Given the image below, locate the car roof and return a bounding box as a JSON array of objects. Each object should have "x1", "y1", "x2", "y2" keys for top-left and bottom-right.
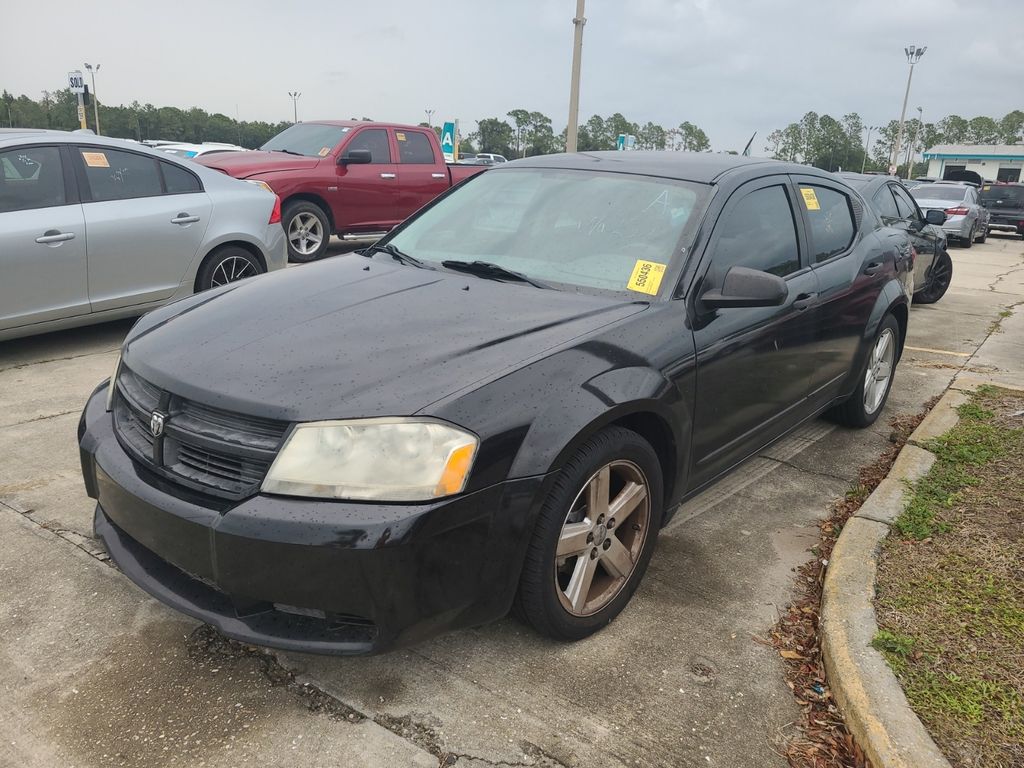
[
  {"x1": 506, "y1": 151, "x2": 814, "y2": 184},
  {"x1": 303, "y1": 120, "x2": 433, "y2": 131}
]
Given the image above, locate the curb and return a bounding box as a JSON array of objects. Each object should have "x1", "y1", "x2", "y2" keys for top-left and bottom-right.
[{"x1": 822, "y1": 379, "x2": 1024, "y2": 767}]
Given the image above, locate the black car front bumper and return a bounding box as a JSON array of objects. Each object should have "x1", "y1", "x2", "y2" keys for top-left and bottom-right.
[{"x1": 79, "y1": 384, "x2": 553, "y2": 654}]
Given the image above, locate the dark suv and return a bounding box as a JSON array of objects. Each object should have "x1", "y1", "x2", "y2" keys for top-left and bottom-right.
[{"x1": 981, "y1": 183, "x2": 1024, "y2": 238}]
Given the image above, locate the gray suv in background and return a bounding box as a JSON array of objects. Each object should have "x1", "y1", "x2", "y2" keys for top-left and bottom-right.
[
  {"x1": 0, "y1": 130, "x2": 286, "y2": 341},
  {"x1": 910, "y1": 181, "x2": 989, "y2": 248}
]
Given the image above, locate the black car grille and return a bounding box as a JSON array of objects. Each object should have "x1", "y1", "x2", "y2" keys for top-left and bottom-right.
[{"x1": 113, "y1": 366, "x2": 288, "y2": 500}]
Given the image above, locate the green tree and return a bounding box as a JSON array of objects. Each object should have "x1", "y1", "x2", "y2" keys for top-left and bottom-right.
[{"x1": 470, "y1": 117, "x2": 514, "y2": 157}]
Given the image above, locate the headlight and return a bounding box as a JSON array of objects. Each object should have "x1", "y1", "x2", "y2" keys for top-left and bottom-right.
[
  {"x1": 261, "y1": 418, "x2": 478, "y2": 501},
  {"x1": 105, "y1": 353, "x2": 122, "y2": 411},
  {"x1": 246, "y1": 179, "x2": 274, "y2": 194}
]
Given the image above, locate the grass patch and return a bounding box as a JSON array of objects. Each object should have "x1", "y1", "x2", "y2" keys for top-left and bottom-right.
[{"x1": 877, "y1": 387, "x2": 1024, "y2": 768}]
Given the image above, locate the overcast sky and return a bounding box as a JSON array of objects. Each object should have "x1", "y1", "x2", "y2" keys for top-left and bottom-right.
[{"x1": 3, "y1": 0, "x2": 1022, "y2": 151}]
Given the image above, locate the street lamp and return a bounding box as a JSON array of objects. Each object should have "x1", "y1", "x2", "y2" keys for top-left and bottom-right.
[
  {"x1": 889, "y1": 45, "x2": 926, "y2": 177},
  {"x1": 84, "y1": 63, "x2": 101, "y2": 135},
  {"x1": 861, "y1": 126, "x2": 877, "y2": 173},
  {"x1": 904, "y1": 106, "x2": 923, "y2": 178},
  {"x1": 424, "y1": 109, "x2": 435, "y2": 128},
  {"x1": 565, "y1": 0, "x2": 586, "y2": 152},
  {"x1": 288, "y1": 91, "x2": 301, "y2": 124}
]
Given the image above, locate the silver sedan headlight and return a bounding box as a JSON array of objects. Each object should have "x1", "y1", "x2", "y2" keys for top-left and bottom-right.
[{"x1": 261, "y1": 418, "x2": 479, "y2": 502}]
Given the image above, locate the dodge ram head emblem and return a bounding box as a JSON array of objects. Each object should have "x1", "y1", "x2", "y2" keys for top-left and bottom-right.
[{"x1": 150, "y1": 411, "x2": 166, "y2": 438}]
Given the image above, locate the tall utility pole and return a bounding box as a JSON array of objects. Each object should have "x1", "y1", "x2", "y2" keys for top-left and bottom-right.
[
  {"x1": 889, "y1": 45, "x2": 926, "y2": 177},
  {"x1": 424, "y1": 108, "x2": 435, "y2": 128},
  {"x1": 84, "y1": 63, "x2": 101, "y2": 135},
  {"x1": 905, "y1": 106, "x2": 923, "y2": 178},
  {"x1": 861, "y1": 125, "x2": 877, "y2": 173},
  {"x1": 288, "y1": 91, "x2": 301, "y2": 124},
  {"x1": 565, "y1": 0, "x2": 586, "y2": 153}
]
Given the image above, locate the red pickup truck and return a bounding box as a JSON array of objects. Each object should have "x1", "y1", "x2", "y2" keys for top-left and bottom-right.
[{"x1": 197, "y1": 121, "x2": 486, "y2": 262}]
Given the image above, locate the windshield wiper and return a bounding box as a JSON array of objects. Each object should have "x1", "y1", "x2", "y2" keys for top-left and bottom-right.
[
  {"x1": 440, "y1": 260, "x2": 551, "y2": 289},
  {"x1": 368, "y1": 243, "x2": 433, "y2": 269},
  {"x1": 269, "y1": 148, "x2": 304, "y2": 156}
]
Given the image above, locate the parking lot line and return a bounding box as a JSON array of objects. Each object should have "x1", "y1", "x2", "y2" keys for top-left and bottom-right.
[{"x1": 903, "y1": 345, "x2": 972, "y2": 358}]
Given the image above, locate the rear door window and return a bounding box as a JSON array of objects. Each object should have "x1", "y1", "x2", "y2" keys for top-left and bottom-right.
[
  {"x1": 346, "y1": 129, "x2": 392, "y2": 163},
  {"x1": 0, "y1": 146, "x2": 66, "y2": 212},
  {"x1": 800, "y1": 185, "x2": 856, "y2": 263},
  {"x1": 78, "y1": 147, "x2": 162, "y2": 201},
  {"x1": 397, "y1": 131, "x2": 436, "y2": 164}
]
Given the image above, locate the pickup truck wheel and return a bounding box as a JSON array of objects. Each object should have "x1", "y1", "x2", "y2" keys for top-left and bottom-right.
[
  {"x1": 514, "y1": 426, "x2": 662, "y2": 641},
  {"x1": 284, "y1": 202, "x2": 330, "y2": 263},
  {"x1": 196, "y1": 246, "x2": 264, "y2": 292},
  {"x1": 914, "y1": 250, "x2": 952, "y2": 305},
  {"x1": 830, "y1": 314, "x2": 899, "y2": 428}
]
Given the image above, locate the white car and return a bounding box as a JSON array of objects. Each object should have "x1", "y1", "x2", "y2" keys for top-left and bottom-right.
[
  {"x1": 159, "y1": 142, "x2": 248, "y2": 159},
  {"x1": 0, "y1": 131, "x2": 286, "y2": 341},
  {"x1": 475, "y1": 153, "x2": 508, "y2": 164}
]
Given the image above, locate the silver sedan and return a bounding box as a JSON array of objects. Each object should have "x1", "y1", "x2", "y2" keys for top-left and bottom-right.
[
  {"x1": 910, "y1": 182, "x2": 989, "y2": 248},
  {"x1": 0, "y1": 130, "x2": 286, "y2": 341}
]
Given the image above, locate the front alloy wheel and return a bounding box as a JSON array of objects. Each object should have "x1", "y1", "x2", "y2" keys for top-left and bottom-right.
[
  {"x1": 283, "y1": 201, "x2": 330, "y2": 262},
  {"x1": 515, "y1": 426, "x2": 663, "y2": 641}
]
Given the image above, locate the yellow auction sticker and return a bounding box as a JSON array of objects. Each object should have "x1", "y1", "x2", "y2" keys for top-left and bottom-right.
[
  {"x1": 396, "y1": 132, "x2": 406, "y2": 141},
  {"x1": 627, "y1": 260, "x2": 667, "y2": 295},
  {"x1": 318, "y1": 147, "x2": 330, "y2": 157},
  {"x1": 82, "y1": 151, "x2": 109, "y2": 168},
  {"x1": 800, "y1": 187, "x2": 820, "y2": 210}
]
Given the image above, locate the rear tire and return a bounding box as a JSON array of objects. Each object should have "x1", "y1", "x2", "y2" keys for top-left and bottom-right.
[
  {"x1": 196, "y1": 246, "x2": 263, "y2": 292},
  {"x1": 283, "y1": 201, "x2": 330, "y2": 263},
  {"x1": 830, "y1": 314, "x2": 900, "y2": 428},
  {"x1": 514, "y1": 427, "x2": 663, "y2": 642},
  {"x1": 976, "y1": 226, "x2": 987, "y2": 244},
  {"x1": 961, "y1": 225, "x2": 974, "y2": 248},
  {"x1": 913, "y1": 250, "x2": 952, "y2": 305}
]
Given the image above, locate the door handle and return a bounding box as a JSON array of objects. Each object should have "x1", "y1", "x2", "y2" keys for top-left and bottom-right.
[
  {"x1": 379, "y1": 173, "x2": 397, "y2": 179},
  {"x1": 792, "y1": 292, "x2": 818, "y2": 311},
  {"x1": 863, "y1": 261, "x2": 883, "y2": 275},
  {"x1": 35, "y1": 230, "x2": 75, "y2": 245},
  {"x1": 171, "y1": 213, "x2": 200, "y2": 224},
  {"x1": 431, "y1": 173, "x2": 446, "y2": 179}
]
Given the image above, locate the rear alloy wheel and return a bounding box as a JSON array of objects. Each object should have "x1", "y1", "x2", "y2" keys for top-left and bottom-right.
[
  {"x1": 830, "y1": 314, "x2": 899, "y2": 428},
  {"x1": 914, "y1": 249, "x2": 953, "y2": 305},
  {"x1": 515, "y1": 427, "x2": 663, "y2": 641},
  {"x1": 196, "y1": 246, "x2": 263, "y2": 292},
  {"x1": 283, "y1": 201, "x2": 330, "y2": 263}
]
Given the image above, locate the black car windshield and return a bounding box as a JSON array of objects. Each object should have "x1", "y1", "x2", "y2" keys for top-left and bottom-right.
[
  {"x1": 912, "y1": 186, "x2": 968, "y2": 202},
  {"x1": 980, "y1": 185, "x2": 1024, "y2": 206},
  {"x1": 260, "y1": 123, "x2": 350, "y2": 157},
  {"x1": 386, "y1": 168, "x2": 708, "y2": 298}
]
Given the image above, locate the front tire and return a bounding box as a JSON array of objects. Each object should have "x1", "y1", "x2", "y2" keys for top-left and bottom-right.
[
  {"x1": 515, "y1": 427, "x2": 663, "y2": 642},
  {"x1": 283, "y1": 201, "x2": 330, "y2": 263},
  {"x1": 196, "y1": 246, "x2": 264, "y2": 292},
  {"x1": 830, "y1": 314, "x2": 900, "y2": 428},
  {"x1": 914, "y1": 249, "x2": 952, "y2": 305}
]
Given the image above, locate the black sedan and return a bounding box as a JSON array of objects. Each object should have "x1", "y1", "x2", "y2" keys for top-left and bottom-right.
[
  {"x1": 836, "y1": 172, "x2": 952, "y2": 304},
  {"x1": 80, "y1": 152, "x2": 914, "y2": 654}
]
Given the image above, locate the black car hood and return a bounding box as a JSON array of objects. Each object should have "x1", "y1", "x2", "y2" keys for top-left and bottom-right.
[{"x1": 124, "y1": 257, "x2": 647, "y2": 422}]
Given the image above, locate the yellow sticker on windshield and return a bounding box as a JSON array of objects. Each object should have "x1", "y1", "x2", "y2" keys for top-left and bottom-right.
[
  {"x1": 318, "y1": 147, "x2": 330, "y2": 157},
  {"x1": 82, "y1": 151, "x2": 109, "y2": 168},
  {"x1": 396, "y1": 132, "x2": 406, "y2": 141},
  {"x1": 627, "y1": 260, "x2": 667, "y2": 295},
  {"x1": 800, "y1": 187, "x2": 820, "y2": 210}
]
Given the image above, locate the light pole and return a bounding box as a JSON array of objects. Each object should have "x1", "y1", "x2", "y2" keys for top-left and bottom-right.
[
  {"x1": 288, "y1": 91, "x2": 301, "y2": 124},
  {"x1": 424, "y1": 109, "x2": 435, "y2": 128},
  {"x1": 861, "y1": 125, "x2": 876, "y2": 173},
  {"x1": 889, "y1": 45, "x2": 926, "y2": 176},
  {"x1": 565, "y1": 0, "x2": 586, "y2": 153},
  {"x1": 905, "y1": 106, "x2": 923, "y2": 178},
  {"x1": 84, "y1": 63, "x2": 101, "y2": 135}
]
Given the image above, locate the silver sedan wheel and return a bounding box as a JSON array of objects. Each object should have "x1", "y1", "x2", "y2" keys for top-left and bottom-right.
[
  {"x1": 288, "y1": 212, "x2": 324, "y2": 256},
  {"x1": 210, "y1": 256, "x2": 258, "y2": 287},
  {"x1": 863, "y1": 327, "x2": 896, "y2": 415},
  {"x1": 555, "y1": 460, "x2": 651, "y2": 617}
]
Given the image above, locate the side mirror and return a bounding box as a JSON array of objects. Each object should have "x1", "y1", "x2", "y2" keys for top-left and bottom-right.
[
  {"x1": 925, "y1": 209, "x2": 947, "y2": 225},
  {"x1": 339, "y1": 149, "x2": 372, "y2": 165},
  {"x1": 701, "y1": 266, "x2": 788, "y2": 309}
]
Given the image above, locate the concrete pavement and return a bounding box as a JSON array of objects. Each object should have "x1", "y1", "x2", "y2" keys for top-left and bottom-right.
[{"x1": 1, "y1": 234, "x2": 1021, "y2": 767}]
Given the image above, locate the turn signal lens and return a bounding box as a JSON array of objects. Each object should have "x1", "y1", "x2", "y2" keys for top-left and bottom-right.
[
  {"x1": 435, "y1": 443, "x2": 477, "y2": 497},
  {"x1": 269, "y1": 195, "x2": 282, "y2": 225}
]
